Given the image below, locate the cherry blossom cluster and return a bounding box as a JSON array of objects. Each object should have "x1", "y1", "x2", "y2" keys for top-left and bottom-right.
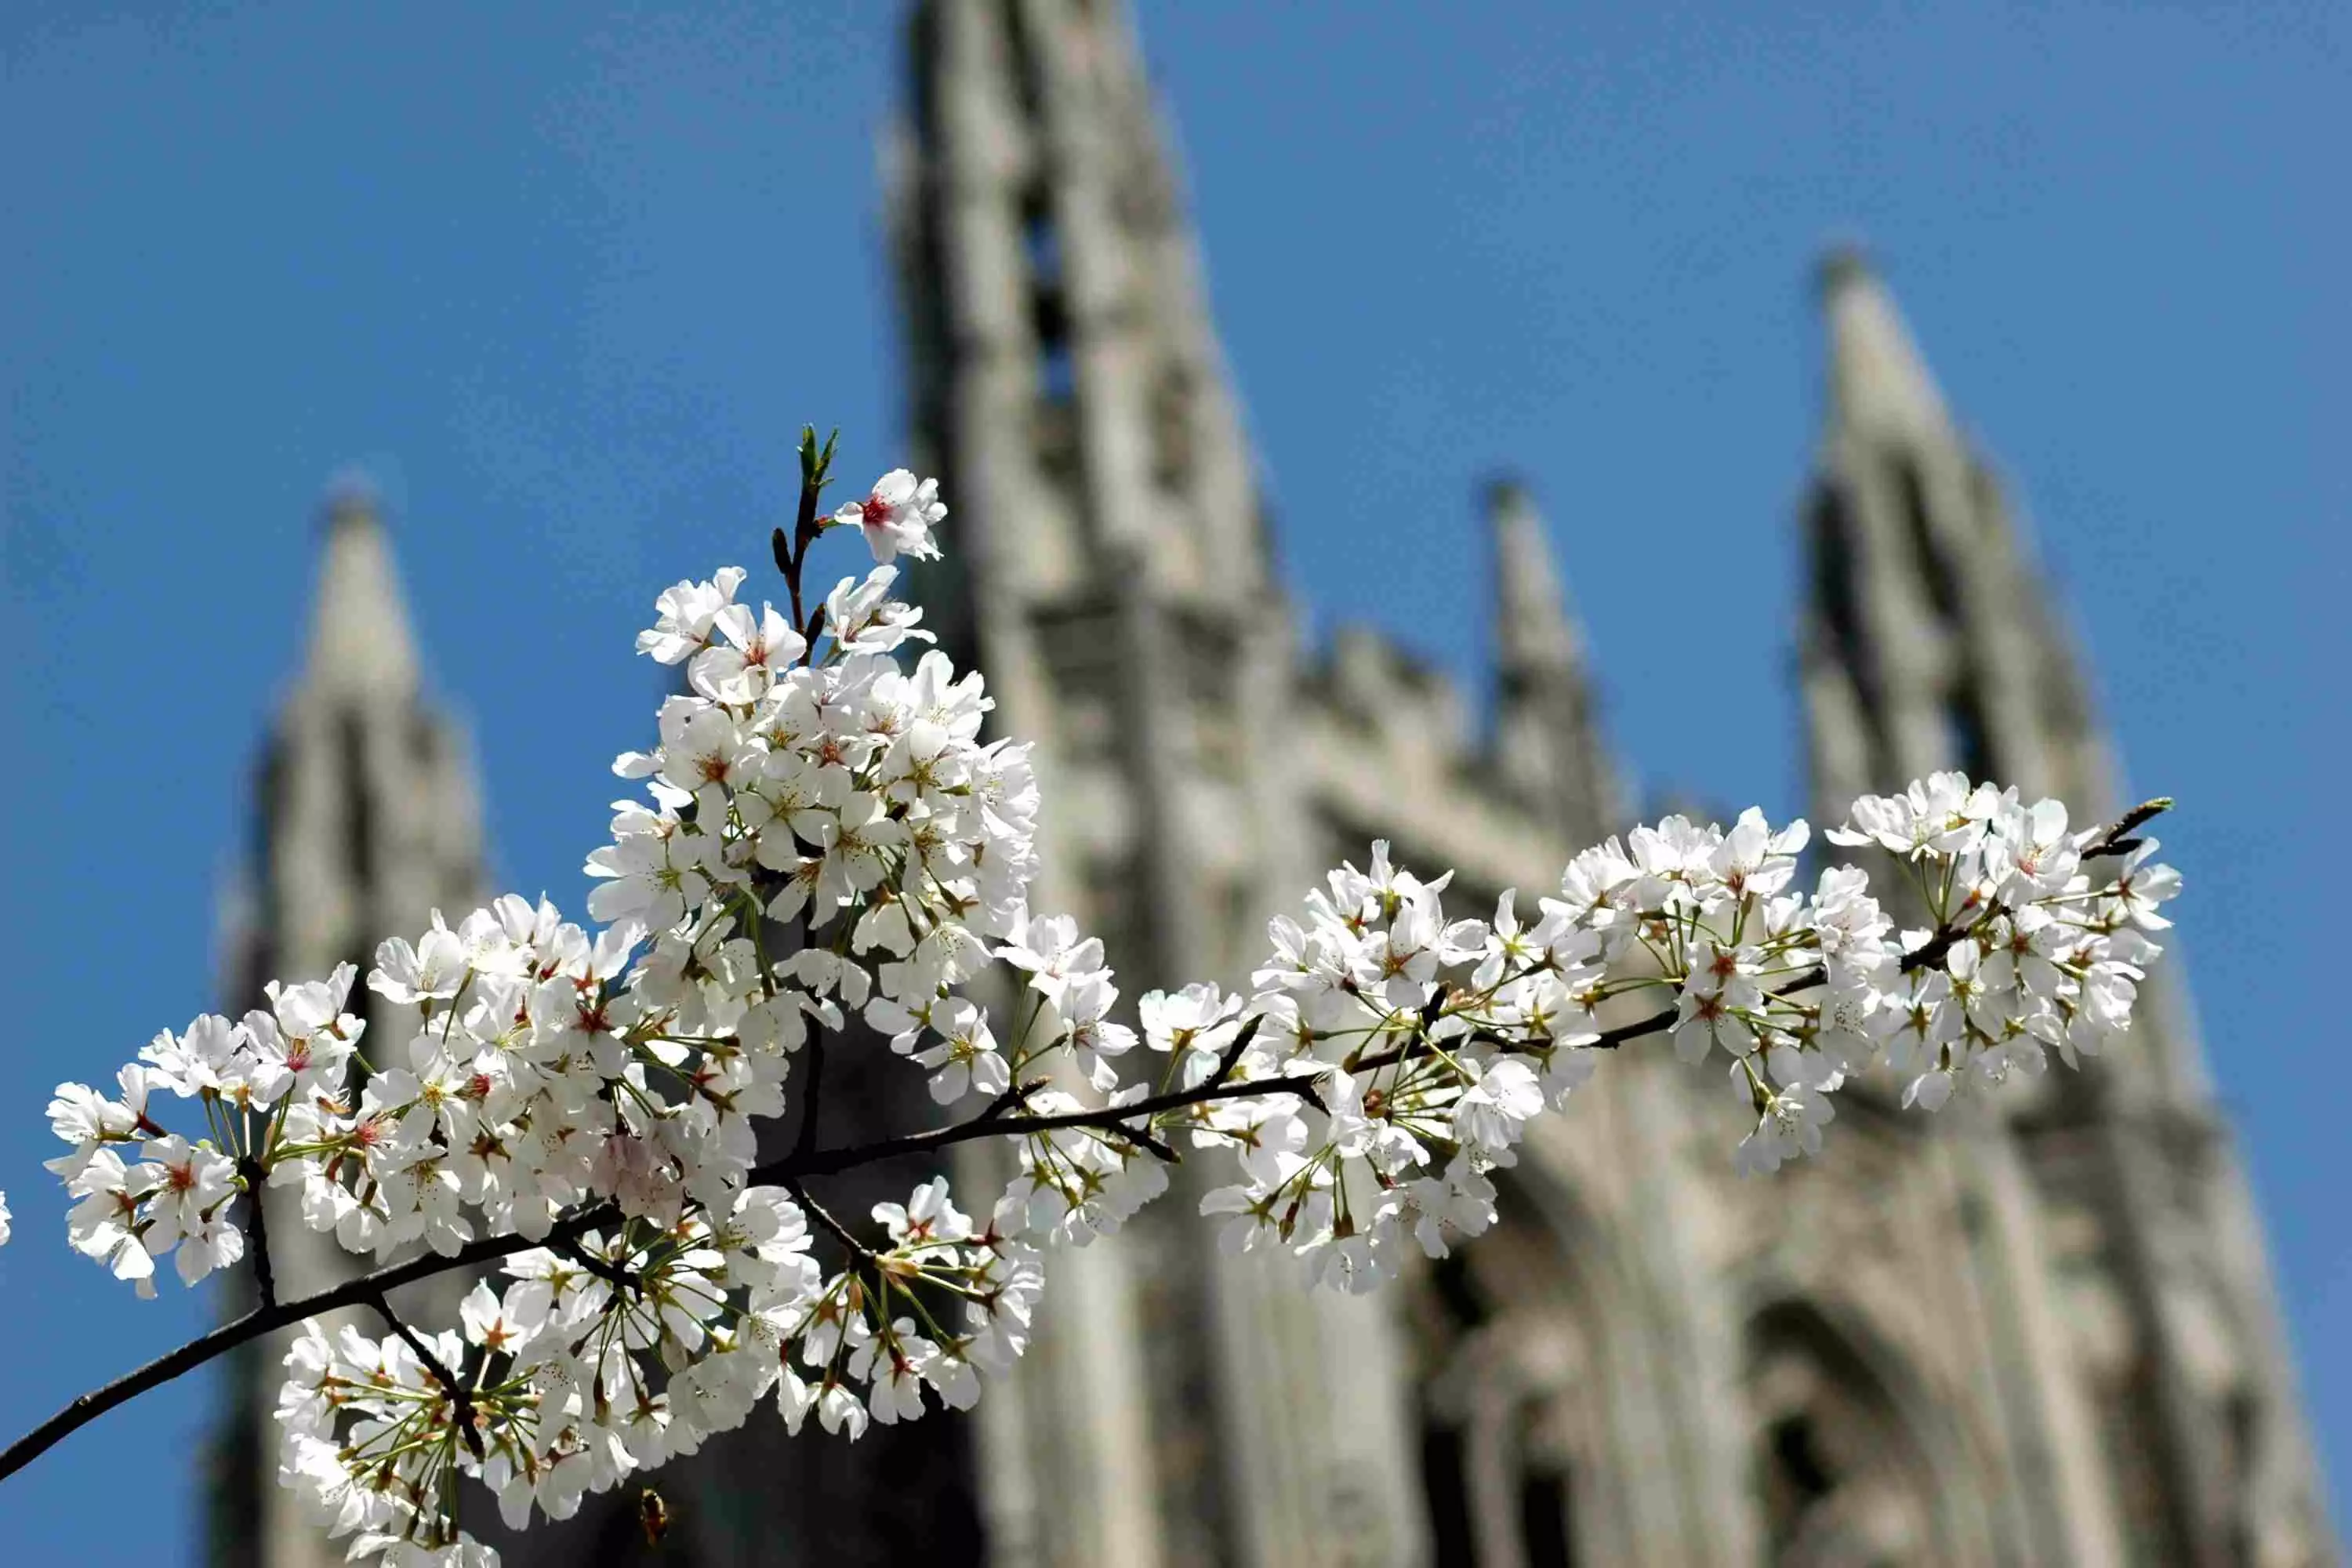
[
  {"x1": 1827, "y1": 776, "x2": 2176, "y2": 1103},
  {"x1": 1167, "y1": 781, "x2": 2177, "y2": 1292},
  {"x1": 21, "y1": 444, "x2": 2180, "y2": 1566},
  {"x1": 44, "y1": 966, "x2": 365, "y2": 1294},
  {"x1": 38, "y1": 459, "x2": 1055, "y2": 1562},
  {"x1": 274, "y1": 1178, "x2": 1036, "y2": 1562}
]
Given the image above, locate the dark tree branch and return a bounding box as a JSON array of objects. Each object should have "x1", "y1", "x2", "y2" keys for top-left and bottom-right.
[
  {"x1": 779, "y1": 1067, "x2": 1351, "y2": 1178},
  {"x1": 0, "y1": 858, "x2": 2056, "y2": 1486},
  {"x1": 1203, "y1": 1017, "x2": 1264, "y2": 1091},
  {"x1": 1548, "y1": 1004, "x2": 1675, "y2": 1052},
  {"x1": 778, "y1": 425, "x2": 837, "y2": 648},
  {"x1": 1105, "y1": 1120, "x2": 1181, "y2": 1164},
  {"x1": 793, "y1": 1031, "x2": 828, "y2": 1160},
  {"x1": 6, "y1": 415, "x2": 2178, "y2": 1498},
  {"x1": 1901, "y1": 925, "x2": 1971, "y2": 975},
  {"x1": 785, "y1": 1180, "x2": 871, "y2": 1261},
  {"x1": 554, "y1": 1236, "x2": 638, "y2": 1296},
  {"x1": 978, "y1": 1076, "x2": 1048, "y2": 1123},
  {"x1": 237, "y1": 1157, "x2": 275, "y2": 1310},
  {"x1": 2082, "y1": 796, "x2": 2173, "y2": 862},
  {"x1": 0, "y1": 1196, "x2": 622, "y2": 1484}
]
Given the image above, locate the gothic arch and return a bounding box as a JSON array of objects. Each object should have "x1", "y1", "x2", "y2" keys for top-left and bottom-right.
[
  {"x1": 1408, "y1": 1159, "x2": 1701, "y2": 1566},
  {"x1": 1740, "y1": 1295, "x2": 1996, "y2": 1567}
]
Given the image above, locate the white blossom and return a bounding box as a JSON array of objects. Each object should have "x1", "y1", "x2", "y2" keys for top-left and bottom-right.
[
  {"x1": 26, "y1": 456, "x2": 2183, "y2": 1568},
  {"x1": 833, "y1": 468, "x2": 946, "y2": 564}
]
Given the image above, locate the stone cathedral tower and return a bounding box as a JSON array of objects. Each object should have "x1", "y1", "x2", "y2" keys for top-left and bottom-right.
[
  {"x1": 1796, "y1": 251, "x2": 2332, "y2": 1565},
  {"x1": 215, "y1": 5, "x2": 2334, "y2": 1565},
  {"x1": 212, "y1": 485, "x2": 488, "y2": 1568}
]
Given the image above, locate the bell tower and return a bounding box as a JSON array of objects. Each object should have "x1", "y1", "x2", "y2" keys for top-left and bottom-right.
[{"x1": 1797, "y1": 251, "x2": 2332, "y2": 1565}]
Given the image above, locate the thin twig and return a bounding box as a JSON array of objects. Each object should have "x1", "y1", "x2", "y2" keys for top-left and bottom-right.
[
  {"x1": 1104, "y1": 1119, "x2": 1181, "y2": 1164},
  {"x1": 1900, "y1": 924, "x2": 1972, "y2": 975},
  {"x1": 1203, "y1": 1017, "x2": 1264, "y2": 1092},
  {"x1": 978, "y1": 1076, "x2": 1047, "y2": 1123},
  {"x1": 2082, "y1": 796, "x2": 2173, "y2": 862},
  {"x1": 785, "y1": 1180, "x2": 871, "y2": 1260},
  {"x1": 554, "y1": 1236, "x2": 638, "y2": 1296},
  {"x1": 779, "y1": 1072, "x2": 1327, "y2": 1178},
  {"x1": 779, "y1": 426, "x2": 835, "y2": 649},
  {"x1": 365, "y1": 1295, "x2": 484, "y2": 1463},
  {"x1": 1592, "y1": 1003, "x2": 1679, "y2": 1049},
  {"x1": 0, "y1": 1198, "x2": 617, "y2": 1484}
]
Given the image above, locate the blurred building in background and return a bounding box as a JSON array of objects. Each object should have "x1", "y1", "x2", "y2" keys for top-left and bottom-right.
[
  {"x1": 215, "y1": 1, "x2": 2333, "y2": 1563},
  {"x1": 210, "y1": 482, "x2": 491, "y2": 1568}
]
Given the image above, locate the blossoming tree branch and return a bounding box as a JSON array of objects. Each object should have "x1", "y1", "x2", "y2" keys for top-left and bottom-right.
[{"x1": 1, "y1": 432, "x2": 2183, "y2": 1566}]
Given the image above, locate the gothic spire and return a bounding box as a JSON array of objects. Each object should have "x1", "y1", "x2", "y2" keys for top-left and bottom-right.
[
  {"x1": 1819, "y1": 245, "x2": 1951, "y2": 445},
  {"x1": 1791, "y1": 252, "x2": 2341, "y2": 1563},
  {"x1": 891, "y1": 0, "x2": 1267, "y2": 608},
  {"x1": 299, "y1": 479, "x2": 420, "y2": 702},
  {"x1": 1486, "y1": 477, "x2": 1615, "y2": 840},
  {"x1": 1800, "y1": 247, "x2": 2107, "y2": 816},
  {"x1": 1490, "y1": 476, "x2": 1582, "y2": 675},
  {"x1": 216, "y1": 478, "x2": 488, "y2": 1568},
  {"x1": 244, "y1": 477, "x2": 482, "y2": 991}
]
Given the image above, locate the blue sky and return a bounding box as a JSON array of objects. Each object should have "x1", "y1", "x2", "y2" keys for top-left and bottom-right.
[{"x1": 2, "y1": 2, "x2": 2343, "y2": 1559}]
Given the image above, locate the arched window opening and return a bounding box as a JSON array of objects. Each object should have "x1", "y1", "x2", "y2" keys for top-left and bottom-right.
[
  {"x1": 1808, "y1": 482, "x2": 1865, "y2": 665},
  {"x1": 1896, "y1": 456, "x2": 1962, "y2": 626},
  {"x1": 1416, "y1": 1389, "x2": 1583, "y2": 1568},
  {"x1": 336, "y1": 707, "x2": 379, "y2": 894},
  {"x1": 1036, "y1": 330, "x2": 1076, "y2": 404},
  {"x1": 1411, "y1": 1184, "x2": 1604, "y2": 1568},
  {"x1": 1517, "y1": 1442, "x2": 1580, "y2": 1568},
  {"x1": 1748, "y1": 1305, "x2": 1948, "y2": 1568},
  {"x1": 1420, "y1": 1422, "x2": 1479, "y2": 1568},
  {"x1": 1808, "y1": 481, "x2": 1890, "y2": 781},
  {"x1": 1018, "y1": 183, "x2": 1079, "y2": 481},
  {"x1": 1429, "y1": 1249, "x2": 1490, "y2": 1331},
  {"x1": 2225, "y1": 1389, "x2": 2262, "y2": 1566},
  {"x1": 1762, "y1": 1413, "x2": 1838, "y2": 1551},
  {"x1": 1021, "y1": 184, "x2": 1071, "y2": 391},
  {"x1": 1940, "y1": 676, "x2": 1996, "y2": 783}
]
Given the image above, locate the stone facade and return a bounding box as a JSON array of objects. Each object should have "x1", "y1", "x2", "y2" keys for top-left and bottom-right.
[{"x1": 216, "y1": 2, "x2": 2333, "y2": 1563}]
